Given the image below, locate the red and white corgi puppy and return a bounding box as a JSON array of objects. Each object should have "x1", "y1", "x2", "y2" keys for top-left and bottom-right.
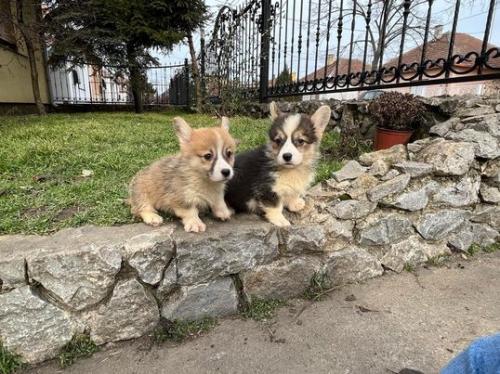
[{"x1": 129, "y1": 117, "x2": 236, "y2": 232}]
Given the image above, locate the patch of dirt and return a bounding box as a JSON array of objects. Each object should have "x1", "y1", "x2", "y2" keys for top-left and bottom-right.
[
  {"x1": 55, "y1": 206, "x2": 83, "y2": 221},
  {"x1": 22, "y1": 206, "x2": 50, "y2": 218},
  {"x1": 32, "y1": 174, "x2": 52, "y2": 183}
]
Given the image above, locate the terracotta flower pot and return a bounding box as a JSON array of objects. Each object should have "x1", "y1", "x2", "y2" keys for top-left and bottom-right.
[{"x1": 374, "y1": 127, "x2": 414, "y2": 151}]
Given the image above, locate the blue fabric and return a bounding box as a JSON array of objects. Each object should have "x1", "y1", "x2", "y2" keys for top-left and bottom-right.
[{"x1": 441, "y1": 334, "x2": 500, "y2": 374}]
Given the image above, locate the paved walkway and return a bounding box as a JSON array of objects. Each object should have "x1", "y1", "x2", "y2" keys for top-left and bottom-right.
[{"x1": 28, "y1": 252, "x2": 500, "y2": 374}]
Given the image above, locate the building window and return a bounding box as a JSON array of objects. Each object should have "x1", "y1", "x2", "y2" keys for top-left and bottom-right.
[
  {"x1": 71, "y1": 70, "x2": 80, "y2": 86},
  {"x1": 0, "y1": 1, "x2": 17, "y2": 48}
]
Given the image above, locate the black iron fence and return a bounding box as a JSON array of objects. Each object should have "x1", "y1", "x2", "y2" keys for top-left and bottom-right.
[
  {"x1": 49, "y1": 60, "x2": 192, "y2": 106},
  {"x1": 205, "y1": 0, "x2": 500, "y2": 101},
  {"x1": 48, "y1": 0, "x2": 500, "y2": 106}
]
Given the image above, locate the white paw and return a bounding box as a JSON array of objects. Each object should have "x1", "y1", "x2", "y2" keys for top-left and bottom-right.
[
  {"x1": 287, "y1": 197, "x2": 306, "y2": 212},
  {"x1": 183, "y1": 218, "x2": 207, "y2": 233},
  {"x1": 269, "y1": 215, "x2": 291, "y2": 228},
  {"x1": 142, "y1": 213, "x2": 163, "y2": 227},
  {"x1": 213, "y1": 206, "x2": 233, "y2": 221}
]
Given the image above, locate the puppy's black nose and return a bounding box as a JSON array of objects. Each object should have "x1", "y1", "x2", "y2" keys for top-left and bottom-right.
[
  {"x1": 283, "y1": 153, "x2": 292, "y2": 162},
  {"x1": 221, "y1": 168, "x2": 231, "y2": 177}
]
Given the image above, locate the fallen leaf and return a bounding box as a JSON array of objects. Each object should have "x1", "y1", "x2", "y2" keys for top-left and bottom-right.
[
  {"x1": 345, "y1": 294, "x2": 356, "y2": 302},
  {"x1": 356, "y1": 305, "x2": 379, "y2": 313},
  {"x1": 82, "y1": 169, "x2": 94, "y2": 177},
  {"x1": 32, "y1": 175, "x2": 50, "y2": 182}
]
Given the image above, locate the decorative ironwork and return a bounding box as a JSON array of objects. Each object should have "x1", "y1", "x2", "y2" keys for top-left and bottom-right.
[
  {"x1": 49, "y1": 62, "x2": 192, "y2": 106},
  {"x1": 202, "y1": 0, "x2": 500, "y2": 101}
]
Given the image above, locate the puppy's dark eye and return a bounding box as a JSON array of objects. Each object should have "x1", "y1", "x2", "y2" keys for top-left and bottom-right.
[
  {"x1": 226, "y1": 150, "x2": 233, "y2": 158},
  {"x1": 274, "y1": 138, "x2": 282, "y2": 146},
  {"x1": 296, "y1": 139, "x2": 305, "y2": 146},
  {"x1": 203, "y1": 153, "x2": 212, "y2": 161}
]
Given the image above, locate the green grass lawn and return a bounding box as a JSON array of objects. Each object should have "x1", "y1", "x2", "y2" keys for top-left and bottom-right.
[{"x1": 0, "y1": 110, "x2": 341, "y2": 235}]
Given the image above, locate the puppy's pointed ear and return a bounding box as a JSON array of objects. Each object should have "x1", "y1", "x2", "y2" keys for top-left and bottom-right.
[
  {"x1": 220, "y1": 116, "x2": 230, "y2": 131},
  {"x1": 173, "y1": 117, "x2": 193, "y2": 144},
  {"x1": 269, "y1": 101, "x2": 281, "y2": 121},
  {"x1": 311, "y1": 105, "x2": 331, "y2": 139}
]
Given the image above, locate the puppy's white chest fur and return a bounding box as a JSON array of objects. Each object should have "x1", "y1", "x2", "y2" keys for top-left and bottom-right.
[
  {"x1": 182, "y1": 179, "x2": 224, "y2": 210},
  {"x1": 273, "y1": 164, "x2": 314, "y2": 198}
]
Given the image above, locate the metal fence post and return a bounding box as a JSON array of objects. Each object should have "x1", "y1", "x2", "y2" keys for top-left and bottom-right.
[
  {"x1": 200, "y1": 32, "x2": 206, "y2": 104},
  {"x1": 184, "y1": 58, "x2": 190, "y2": 106},
  {"x1": 259, "y1": 0, "x2": 271, "y2": 103}
]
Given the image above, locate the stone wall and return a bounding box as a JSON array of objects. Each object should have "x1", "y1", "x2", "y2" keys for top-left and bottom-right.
[
  {"x1": 1, "y1": 98, "x2": 499, "y2": 365},
  {"x1": 233, "y1": 95, "x2": 500, "y2": 140}
]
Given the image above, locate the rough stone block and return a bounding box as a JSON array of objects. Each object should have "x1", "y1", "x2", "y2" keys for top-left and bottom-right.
[
  {"x1": 367, "y1": 174, "x2": 411, "y2": 202},
  {"x1": 358, "y1": 215, "x2": 414, "y2": 246},
  {"x1": 359, "y1": 144, "x2": 408, "y2": 166},
  {"x1": 0, "y1": 235, "x2": 44, "y2": 292},
  {"x1": 161, "y1": 277, "x2": 238, "y2": 321},
  {"x1": 27, "y1": 233, "x2": 122, "y2": 311},
  {"x1": 332, "y1": 160, "x2": 367, "y2": 182},
  {"x1": 416, "y1": 140, "x2": 475, "y2": 176},
  {"x1": 380, "y1": 169, "x2": 401, "y2": 181},
  {"x1": 283, "y1": 225, "x2": 327, "y2": 254},
  {"x1": 448, "y1": 223, "x2": 499, "y2": 252},
  {"x1": 479, "y1": 184, "x2": 500, "y2": 204},
  {"x1": 0, "y1": 286, "x2": 79, "y2": 364},
  {"x1": 327, "y1": 199, "x2": 377, "y2": 220},
  {"x1": 393, "y1": 161, "x2": 433, "y2": 177},
  {"x1": 416, "y1": 210, "x2": 469, "y2": 240},
  {"x1": 368, "y1": 159, "x2": 390, "y2": 177},
  {"x1": 380, "y1": 236, "x2": 451, "y2": 273},
  {"x1": 429, "y1": 118, "x2": 460, "y2": 137},
  {"x1": 122, "y1": 226, "x2": 175, "y2": 285},
  {"x1": 241, "y1": 256, "x2": 322, "y2": 300},
  {"x1": 482, "y1": 159, "x2": 500, "y2": 187},
  {"x1": 471, "y1": 205, "x2": 500, "y2": 230},
  {"x1": 322, "y1": 247, "x2": 384, "y2": 286},
  {"x1": 175, "y1": 218, "x2": 278, "y2": 285},
  {"x1": 432, "y1": 174, "x2": 481, "y2": 207},
  {"x1": 87, "y1": 278, "x2": 159, "y2": 345},
  {"x1": 157, "y1": 261, "x2": 178, "y2": 299},
  {"x1": 447, "y1": 129, "x2": 499, "y2": 159}
]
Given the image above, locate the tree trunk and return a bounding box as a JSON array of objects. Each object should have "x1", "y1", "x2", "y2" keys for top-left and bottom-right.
[
  {"x1": 129, "y1": 66, "x2": 144, "y2": 113},
  {"x1": 15, "y1": 0, "x2": 45, "y2": 115},
  {"x1": 126, "y1": 44, "x2": 144, "y2": 113},
  {"x1": 187, "y1": 33, "x2": 203, "y2": 112},
  {"x1": 25, "y1": 35, "x2": 45, "y2": 115}
]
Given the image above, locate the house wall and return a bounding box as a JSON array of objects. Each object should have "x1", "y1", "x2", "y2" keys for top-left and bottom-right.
[
  {"x1": 302, "y1": 66, "x2": 499, "y2": 101},
  {"x1": 0, "y1": 1, "x2": 50, "y2": 104},
  {"x1": 49, "y1": 64, "x2": 130, "y2": 104},
  {"x1": 393, "y1": 68, "x2": 499, "y2": 98},
  {"x1": 304, "y1": 91, "x2": 359, "y2": 101}
]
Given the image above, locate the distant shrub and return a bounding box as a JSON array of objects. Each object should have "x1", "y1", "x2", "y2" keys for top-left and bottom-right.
[{"x1": 369, "y1": 92, "x2": 426, "y2": 131}]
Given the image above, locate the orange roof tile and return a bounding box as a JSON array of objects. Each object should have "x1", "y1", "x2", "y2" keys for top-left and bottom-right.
[
  {"x1": 385, "y1": 32, "x2": 500, "y2": 69},
  {"x1": 301, "y1": 58, "x2": 365, "y2": 82}
]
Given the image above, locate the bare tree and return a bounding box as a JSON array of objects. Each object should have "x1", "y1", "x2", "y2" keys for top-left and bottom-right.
[
  {"x1": 187, "y1": 32, "x2": 203, "y2": 112},
  {"x1": 0, "y1": 0, "x2": 46, "y2": 114},
  {"x1": 316, "y1": 0, "x2": 431, "y2": 70}
]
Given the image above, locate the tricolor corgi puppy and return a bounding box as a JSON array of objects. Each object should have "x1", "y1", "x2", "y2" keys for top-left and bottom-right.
[
  {"x1": 129, "y1": 117, "x2": 236, "y2": 232},
  {"x1": 225, "y1": 102, "x2": 331, "y2": 227}
]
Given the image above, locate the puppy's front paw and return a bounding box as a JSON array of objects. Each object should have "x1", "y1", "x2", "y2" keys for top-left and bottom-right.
[
  {"x1": 213, "y1": 206, "x2": 234, "y2": 221},
  {"x1": 142, "y1": 212, "x2": 164, "y2": 227},
  {"x1": 268, "y1": 214, "x2": 291, "y2": 228},
  {"x1": 287, "y1": 197, "x2": 306, "y2": 212},
  {"x1": 183, "y1": 217, "x2": 207, "y2": 233}
]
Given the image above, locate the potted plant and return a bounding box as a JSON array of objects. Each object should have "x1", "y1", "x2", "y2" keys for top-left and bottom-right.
[{"x1": 369, "y1": 92, "x2": 426, "y2": 150}]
